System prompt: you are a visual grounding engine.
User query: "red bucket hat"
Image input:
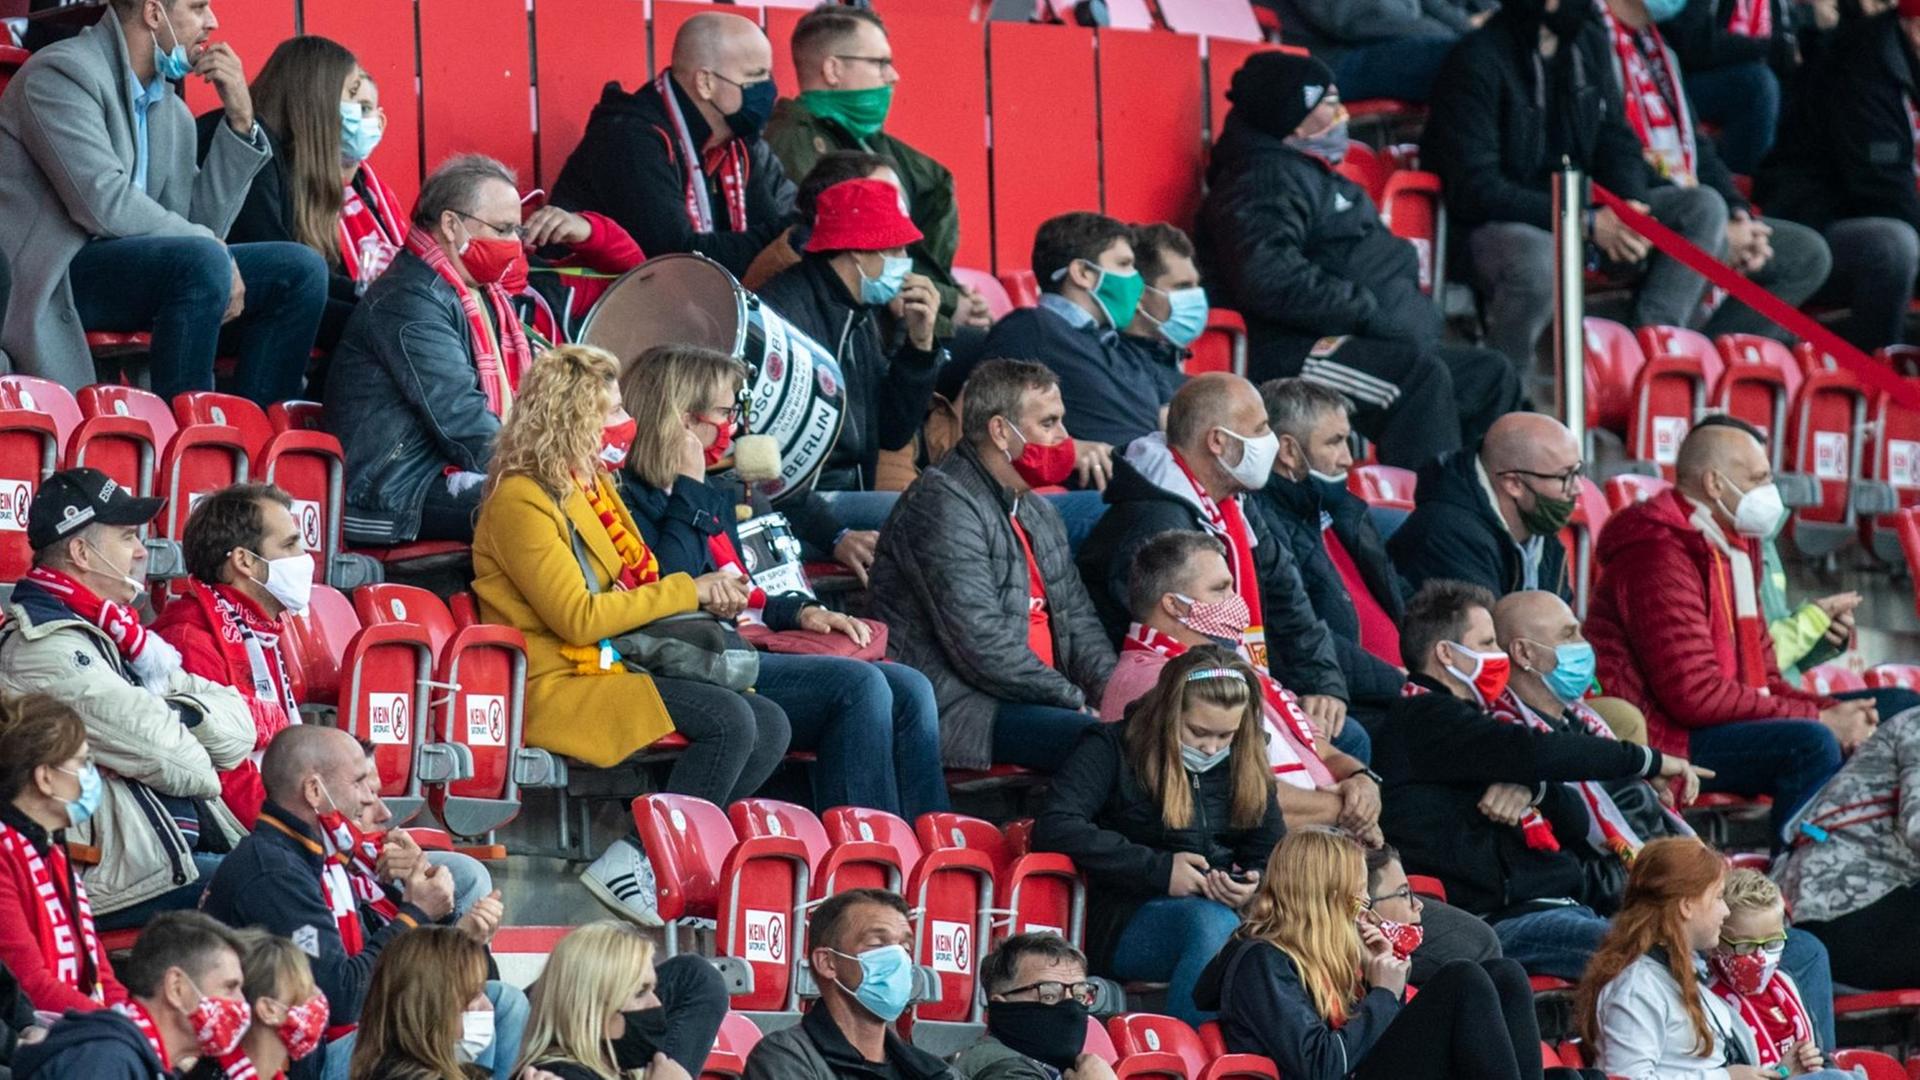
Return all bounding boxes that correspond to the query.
[806,178,924,253]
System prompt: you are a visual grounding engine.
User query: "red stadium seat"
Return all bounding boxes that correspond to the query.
[0,44,28,92]
[952,267,1014,321]
[1563,477,1610,619]
[731,798,899,900]
[1603,473,1672,514]
[173,391,272,459]
[1000,269,1040,309]
[1861,380,1920,562]
[1868,664,1920,691]
[1583,318,1646,433]
[1627,351,1707,480]
[64,386,161,500]
[0,392,58,584]
[1637,325,1725,391]
[337,616,435,826]
[1407,874,1447,900]
[699,1012,764,1079]
[281,584,356,709]
[1336,142,1392,203]
[822,805,922,893]
[1712,334,1795,444]
[157,421,251,548]
[1379,168,1447,296]
[1186,309,1247,376]
[902,837,995,1036]
[268,400,327,434]
[1803,662,1866,697]
[1788,347,1882,555]
[257,426,349,584]
[1107,1013,1280,1079]
[924,814,1087,945]
[531,0,650,190]
[1157,0,1263,42]
[79,385,178,455]
[0,376,82,454]
[1835,1048,1908,1080]
[1348,464,1417,512]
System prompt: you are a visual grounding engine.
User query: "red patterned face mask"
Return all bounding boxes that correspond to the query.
[1373,917,1425,961]
[1174,592,1251,642]
[1710,949,1780,996]
[191,992,253,1058]
[599,412,637,471]
[276,990,331,1060]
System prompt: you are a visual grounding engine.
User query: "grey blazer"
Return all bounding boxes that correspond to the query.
[0,13,267,387]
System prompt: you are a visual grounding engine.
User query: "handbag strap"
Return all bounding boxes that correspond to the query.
[568,521,602,596]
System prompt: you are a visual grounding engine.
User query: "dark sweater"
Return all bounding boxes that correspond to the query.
[1194,939,1404,1080]
[12,1007,168,1080]
[977,300,1181,448]
[1386,447,1572,600]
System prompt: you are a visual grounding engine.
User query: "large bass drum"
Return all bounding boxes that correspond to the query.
[577,253,846,501]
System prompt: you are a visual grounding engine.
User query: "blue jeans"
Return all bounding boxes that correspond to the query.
[818,489,1106,556]
[429,850,492,916]
[95,852,223,931]
[755,652,949,820]
[1687,719,1842,839]
[321,979,527,1080]
[991,701,1099,771]
[1328,36,1458,104]
[68,236,327,404]
[1331,712,1371,765]
[1109,897,1243,1026]
[1682,61,1780,175]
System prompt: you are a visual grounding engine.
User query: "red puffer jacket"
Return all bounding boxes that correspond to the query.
[1585,489,1832,758]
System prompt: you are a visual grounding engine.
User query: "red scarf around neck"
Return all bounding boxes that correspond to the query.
[1168,449,1269,672]
[185,580,298,722]
[654,69,750,234]
[0,817,105,1003]
[1708,971,1812,1069]
[402,225,532,417]
[117,1000,172,1070]
[1603,8,1697,184]
[22,565,152,663]
[260,812,364,958]
[338,162,406,289]
[1725,0,1771,38]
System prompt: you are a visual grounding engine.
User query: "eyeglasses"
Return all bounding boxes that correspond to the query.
[1718,934,1788,957]
[454,210,526,242]
[1364,885,1418,909]
[1500,464,1586,494]
[694,403,744,424]
[1000,980,1099,1007]
[834,54,896,73]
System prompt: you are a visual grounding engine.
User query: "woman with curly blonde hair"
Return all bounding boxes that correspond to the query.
[471,345,789,926]
[1197,828,1549,1080]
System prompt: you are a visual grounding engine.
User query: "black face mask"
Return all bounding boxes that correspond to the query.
[725,77,778,140]
[610,1008,665,1071]
[986,1001,1089,1070]
[1542,0,1600,41]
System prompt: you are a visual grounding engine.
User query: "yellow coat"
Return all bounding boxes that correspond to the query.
[470,472,699,767]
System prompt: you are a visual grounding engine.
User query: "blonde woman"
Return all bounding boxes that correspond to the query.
[616,344,947,821]
[181,928,329,1080]
[1198,829,1547,1080]
[516,921,727,1080]
[471,344,790,926]
[1030,647,1283,1025]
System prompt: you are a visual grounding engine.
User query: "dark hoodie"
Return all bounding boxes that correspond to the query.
[13,1006,170,1080]
[1385,447,1571,600]
[1192,938,1404,1080]
[548,77,799,278]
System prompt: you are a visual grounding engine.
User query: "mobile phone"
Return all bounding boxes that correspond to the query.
[1228,869,1257,884]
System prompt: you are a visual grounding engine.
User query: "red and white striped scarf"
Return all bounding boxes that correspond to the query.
[22,565,153,665]
[261,812,363,956]
[338,162,406,291]
[0,818,105,1003]
[1124,623,1333,789]
[187,580,298,725]
[346,830,400,921]
[210,1048,265,1080]
[1402,681,1561,852]
[1725,0,1771,39]
[654,69,750,234]
[1603,8,1697,185]
[116,1000,171,1070]
[1708,971,1812,1070]
[1687,494,1771,690]
[402,225,532,418]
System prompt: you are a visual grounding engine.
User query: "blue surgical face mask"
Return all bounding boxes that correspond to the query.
[1284,119,1350,166]
[1143,285,1209,348]
[152,16,191,82]
[859,254,913,306]
[340,102,384,167]
[1180,742,1233,774]
[58,763,102,828]
[1643,0,1687,21]
[1542,641,1598,704]
[831,944,915,1022]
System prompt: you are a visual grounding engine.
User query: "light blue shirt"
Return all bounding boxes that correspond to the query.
[125,67,167,193]
[1038,291,1115,343]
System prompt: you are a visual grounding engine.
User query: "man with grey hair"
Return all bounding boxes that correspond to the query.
[871,359,1115,773]
[1249,377,1409,669]
[551,10,798,280]
[1388,410,1581,600]
[953,933,1116,1079]
[0,0,327,402]
[325,154,527,545]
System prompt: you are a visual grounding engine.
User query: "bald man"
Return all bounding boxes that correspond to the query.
[1078,373,1403,759]
[1387,411,1580,600]
[1585,421,1868,839]
[549,11,798,279]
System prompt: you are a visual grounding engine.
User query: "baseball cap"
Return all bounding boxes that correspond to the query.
[26,468,165,551]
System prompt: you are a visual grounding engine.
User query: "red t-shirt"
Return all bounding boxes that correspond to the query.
[1323,527,1401,665]
[1009,514,1055,669]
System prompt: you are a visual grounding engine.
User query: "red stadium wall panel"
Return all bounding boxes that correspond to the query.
[650,1,721,77]
[989,22,1098,273]
[419,0,534,192]
[767,7,806,102]
[866,5,991,273]
[305,0,425,211]
[1207,40,1289,140]
[184,0,297,117]
[1098,28,1204,232]
[534,0,649,189]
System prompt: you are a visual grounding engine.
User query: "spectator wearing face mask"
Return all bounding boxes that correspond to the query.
[1585,421,1862,837]
[12,912,248,1080]
[954,934,1115,1080]
[1201,52,1521,470]
[550,12,797,282]
[0,696,127,1014]
[1119,224,1205,403]
[326,155,528,546]
[179,928,331,1080]
[1703,870,1832,1076]
[347,927,509,1080]
[0,469,256,930]
[868,360,1115,773]
[152,484,314,830]
[1079,374,1387,760]
[766,4,987,334]
[744,889,958,1079]
[515,921,728,1080]
[0,0,329,405]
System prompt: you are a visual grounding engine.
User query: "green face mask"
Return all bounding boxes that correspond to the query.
[1518,488,1578,536]
[800,85,895,140]
[1084,260,1146,329]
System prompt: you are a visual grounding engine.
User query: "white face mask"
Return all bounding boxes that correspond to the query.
[83,538,145,597]
[455,1008,494,1063]
[1215,427,1279,492]
[1715,471,1786,539]
[247,550,315,616]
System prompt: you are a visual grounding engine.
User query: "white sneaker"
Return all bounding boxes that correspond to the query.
[581,838,662,927]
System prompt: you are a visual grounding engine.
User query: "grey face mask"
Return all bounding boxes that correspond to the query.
[1284,119,1349,165]
[1180,742,1233,773]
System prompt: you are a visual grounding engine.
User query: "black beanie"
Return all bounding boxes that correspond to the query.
[1226,51,1337,139]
